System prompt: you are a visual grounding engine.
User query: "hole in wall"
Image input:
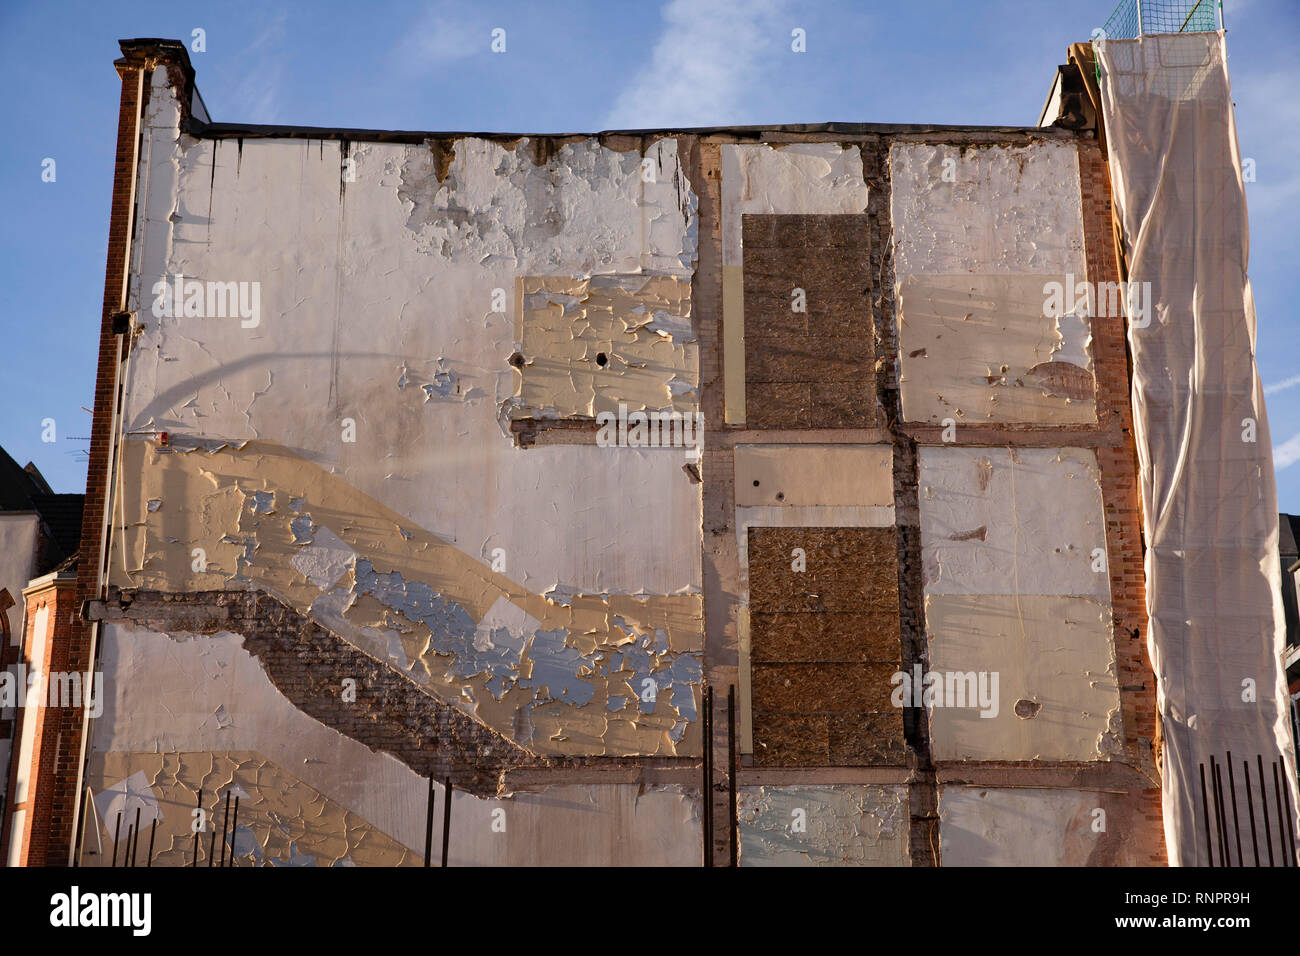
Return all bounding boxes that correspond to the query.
[596,352,608,367]
[1014,699,1042,719]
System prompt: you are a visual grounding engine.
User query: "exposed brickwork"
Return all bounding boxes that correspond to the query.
[92,589,542,796]
[1078,141,1165,864]
[38,52,156,867]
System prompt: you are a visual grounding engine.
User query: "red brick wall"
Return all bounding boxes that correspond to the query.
[1078,141,1166,865]
[4,578,80,865]
[35,53,152,866]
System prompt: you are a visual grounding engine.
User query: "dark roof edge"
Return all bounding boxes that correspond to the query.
[119,38,1082,147]
[187,118,1081,143]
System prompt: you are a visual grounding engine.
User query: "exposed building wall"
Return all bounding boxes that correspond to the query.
[49,40,1167,866]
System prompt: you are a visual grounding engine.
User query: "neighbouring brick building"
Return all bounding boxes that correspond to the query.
[0,447,83,866]
[4,22,1296,866]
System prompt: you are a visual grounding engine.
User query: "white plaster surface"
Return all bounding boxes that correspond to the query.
[917,446,1111,598]
[122,71,700,596]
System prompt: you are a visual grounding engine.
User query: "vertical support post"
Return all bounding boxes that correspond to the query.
[1281,760,1297,867]
[147,819,156,868]
[727,685,738,868]
[111,812,122,867]
[130,806,141,867]
[702,685,713,867]
[1226,752,1243,866]
[1258,756,1275,867]
[1272,761,1289,867]
[1199,764,1214,866]
[218,790,231,868]
[1243,760,1259,867]
[424,775,435,868]
[441,778,452,867]
[1135,0,1144,35]
[228,796,240,867]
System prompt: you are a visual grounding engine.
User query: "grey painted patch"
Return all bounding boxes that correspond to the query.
[290,514,314,545]
[608,618,702,723]
[521,627,594,707]
[247,490,275,515]
[352,558,519,693]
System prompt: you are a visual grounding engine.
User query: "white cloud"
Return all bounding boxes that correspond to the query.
[603,0,790,130]
[1234,67,1300,216]
[225,13,288,124]
[1265,373,1300,396]
[1275,430,1300,471]
[396,4,483,70]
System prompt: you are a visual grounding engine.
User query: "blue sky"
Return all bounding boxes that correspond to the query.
[2,0,1298,510]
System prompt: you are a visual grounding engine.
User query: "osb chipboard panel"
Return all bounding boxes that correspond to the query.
[734,444,893,508]
[747,527,904,766]
[742,214,874,428]
[748,527,899,613]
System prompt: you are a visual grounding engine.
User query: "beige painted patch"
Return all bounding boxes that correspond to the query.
[84,751,416,867]
[939,785,1147,866]
[897,274,1096,424]
[108,439,703,758]
[917,446,1110,598]
[723,264,746,424]
[925,593,1121,762]
[511,275,696,418]
[735,444,893,507]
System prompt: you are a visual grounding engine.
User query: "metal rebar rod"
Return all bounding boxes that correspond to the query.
[1243,760,1259,867]
[228,796,240,867]
[1210,758,1229,866]
[147,819,156,868]
[218,790,231,868]
[131,806,142,867]
[424,775,435,867]
[1272,761,1289,867]
[112,812,122,867]
[1226,752,1243,866]
[441,778,453,867]
[1199,764,1214,866]
[1281,760,1297,868]
[1258,755,1275,867]
[703,684,713,868]
[727,685,738,868]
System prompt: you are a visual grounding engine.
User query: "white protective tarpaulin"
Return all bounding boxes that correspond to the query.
[1097,31,1300,865]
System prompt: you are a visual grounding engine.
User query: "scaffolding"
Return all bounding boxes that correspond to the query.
[1101,0,1222,38]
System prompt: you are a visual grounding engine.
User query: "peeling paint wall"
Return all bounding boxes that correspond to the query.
[938,785,1154,866]
[918,447,1120,762]
[82,622,699,866]
[109,68,705,765]
[891,143,1096,425]
[76,50,1168,866]
[738,785,909,866]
